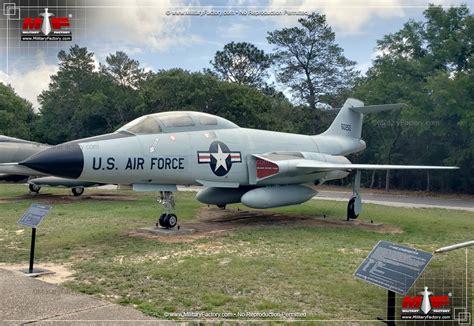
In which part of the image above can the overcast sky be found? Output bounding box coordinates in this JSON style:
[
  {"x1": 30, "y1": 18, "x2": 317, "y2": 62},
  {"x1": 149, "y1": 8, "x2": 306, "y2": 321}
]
[{"x1": 0, "y1": 0, "x2": 468, "y2": 108}]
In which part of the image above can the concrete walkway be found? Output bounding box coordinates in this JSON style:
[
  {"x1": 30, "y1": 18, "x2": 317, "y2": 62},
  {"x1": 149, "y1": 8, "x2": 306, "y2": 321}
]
[
  {"x1": 315, "y1": 189, "x2": 474, "y2": 212},
  {"x1": 0, "y1": 268, "x2": 163, "y2": 325}
]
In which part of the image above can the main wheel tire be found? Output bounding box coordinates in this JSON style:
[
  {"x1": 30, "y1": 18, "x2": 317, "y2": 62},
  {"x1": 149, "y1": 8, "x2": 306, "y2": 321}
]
[
  {"x1": 72, "y1": 187, "x2": 84, "y2": 196},
  {"x1": 217, "y1": 204, "x2": 226, "y2": 209},
  {"x1": 347, "y1": 197, "x2": 358, "y2": 220},
  {"x1": 166, "y1": 214, "x2": 177, "y2": 229},
  {"x1": 158, "y1": 213, "x2": 167, "y2": 227},
  {"x1": 29, "y1": 184, "x2": 41, "y2": 194}
]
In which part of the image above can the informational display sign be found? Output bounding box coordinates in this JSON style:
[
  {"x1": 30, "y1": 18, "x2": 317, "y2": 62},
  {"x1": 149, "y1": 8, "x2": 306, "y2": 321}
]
[
  {"x1": 354, "y1": 240, "x2": 433, "y2": 295},
  {"x1": 17, "y1": 204, "x2": 52, "y2": 228}
]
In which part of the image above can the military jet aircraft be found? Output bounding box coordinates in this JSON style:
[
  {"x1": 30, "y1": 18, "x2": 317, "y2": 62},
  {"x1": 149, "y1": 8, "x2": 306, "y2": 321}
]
[
  {"x1": 0, "y1": 135, "x2": 101, "y2": 196},
  {"x1": 15, "y1": 98, "x2": 458, "y2": 228}
]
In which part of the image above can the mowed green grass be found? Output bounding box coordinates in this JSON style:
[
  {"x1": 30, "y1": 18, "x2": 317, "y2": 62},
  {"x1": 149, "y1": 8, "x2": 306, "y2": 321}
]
[{"x1": 0, "y1": 184, "x2": 472, "y2": 321}]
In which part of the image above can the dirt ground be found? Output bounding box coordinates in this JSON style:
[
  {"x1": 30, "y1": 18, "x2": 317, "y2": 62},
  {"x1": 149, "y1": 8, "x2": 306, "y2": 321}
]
[{"x1": 128, "y1": 207, "x2": 403, "y2": 243}]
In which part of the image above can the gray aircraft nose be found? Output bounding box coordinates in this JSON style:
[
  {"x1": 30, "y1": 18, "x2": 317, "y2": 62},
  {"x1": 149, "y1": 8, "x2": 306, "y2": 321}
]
[{"x1": 19, "y1": 143, "x2": 84, "y2": 179}]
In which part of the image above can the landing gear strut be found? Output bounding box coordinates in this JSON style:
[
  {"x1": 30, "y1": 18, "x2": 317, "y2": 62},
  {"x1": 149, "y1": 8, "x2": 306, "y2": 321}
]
[
  {"x1": 347, "y1": 170, "x2": 362, "y2": 221},
  {"x1": 157, "y1": 191, "x2": 177, "y2": 229}
]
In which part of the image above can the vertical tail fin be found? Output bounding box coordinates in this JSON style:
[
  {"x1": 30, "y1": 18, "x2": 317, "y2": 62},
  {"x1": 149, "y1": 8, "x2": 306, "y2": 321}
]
[
  {"x1": 322, "y1": 98, "x2": 407, "y2": 139},
  {"x1": 323, "y1": 98, "x2": 365, "y2": 139}
]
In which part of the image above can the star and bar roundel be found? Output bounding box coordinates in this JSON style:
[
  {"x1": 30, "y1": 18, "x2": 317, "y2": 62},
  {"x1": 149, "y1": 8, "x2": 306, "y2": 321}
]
[{"x1": 197, "y1": 141, "x2": 242, "y2": 176}]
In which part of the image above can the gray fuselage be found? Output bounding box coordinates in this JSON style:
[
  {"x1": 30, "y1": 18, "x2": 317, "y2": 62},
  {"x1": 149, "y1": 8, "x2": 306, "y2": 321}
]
[{"x1": 77, "y1": 127, "x2": 363, "y2": 186}]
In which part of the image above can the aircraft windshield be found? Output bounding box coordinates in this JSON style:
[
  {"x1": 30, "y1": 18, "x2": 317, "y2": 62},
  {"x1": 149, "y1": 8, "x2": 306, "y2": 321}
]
[
  {"x1": 198, "y1": 114, "x2": 218, "y2": 125},
  {"x1": 157, "y1": 112, "x2": 195, "y2": 127},
  {"x1": 117, "y1": 111, "x2": 239, "y2": 134},
  {"x1": 122, "y1": 116, "x2": 162, "y2": 134}
]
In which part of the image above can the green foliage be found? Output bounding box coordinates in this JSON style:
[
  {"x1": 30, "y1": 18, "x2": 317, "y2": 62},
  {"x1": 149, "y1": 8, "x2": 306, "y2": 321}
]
[
  {"x1": 137, "y1": 69, "x2": 220, "y2": 115},
  {"x1": 37, "y1": 45, "x2": 102, "y2": 143},
  {"x1": 137, "y1": 69, "x2": 309, "y2": 133},
  {"x1": 0, "y1": 83, "x2": 35, "y2": 139},
  {"x1": 35, "y1": 49, "x2": 313, "y2": 144},
  {"x1": 267, "y1": 13, "x2": 358, "y2": 110},
  {"x1": 36, "y1": 46, "x2": 145, "y2": 143},
  {"x1": 354, "y1": 5, "x2": 473, "y2": 193},
  {"x1": 101, "y1": 51, "x2": 150, "y2": 88},
  {"x1": 209, "y1": 42, "x2": 273, "y2": 88}
]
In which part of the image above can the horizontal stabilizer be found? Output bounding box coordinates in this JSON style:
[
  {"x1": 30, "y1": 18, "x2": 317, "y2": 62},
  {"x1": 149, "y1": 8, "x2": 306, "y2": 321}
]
[
  {"x1": 350, "y1": 103, "x2": 407, "y2": 114},
  {"x1": 322, "y1": 98, "x2": 408, "y2": 141}
]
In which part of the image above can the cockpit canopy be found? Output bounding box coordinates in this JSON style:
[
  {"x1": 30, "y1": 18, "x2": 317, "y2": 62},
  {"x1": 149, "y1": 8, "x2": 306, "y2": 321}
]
[{"x1": 116, "y1": 111, "x2": 239, "y2": 135}]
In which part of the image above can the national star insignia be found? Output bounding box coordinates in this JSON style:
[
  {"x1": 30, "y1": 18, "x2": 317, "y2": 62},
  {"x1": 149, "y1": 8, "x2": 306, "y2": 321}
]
[{"x1": 211, "y1": 144, "x2": 230, "y2": 171}]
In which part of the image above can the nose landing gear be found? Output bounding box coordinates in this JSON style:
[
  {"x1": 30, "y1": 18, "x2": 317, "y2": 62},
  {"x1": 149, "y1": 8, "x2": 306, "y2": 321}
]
[{"x1": 157, "y1": 191, "x2": 177, "y2": 229}]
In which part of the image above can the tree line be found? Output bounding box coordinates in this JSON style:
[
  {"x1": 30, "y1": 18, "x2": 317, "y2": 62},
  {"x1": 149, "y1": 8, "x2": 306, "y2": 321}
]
[{"x1": 1, "y1": 5, "x2": 472, "y2": 193}]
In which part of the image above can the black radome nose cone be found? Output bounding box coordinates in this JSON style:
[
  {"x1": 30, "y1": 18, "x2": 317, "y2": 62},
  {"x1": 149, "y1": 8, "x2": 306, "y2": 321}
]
[{"x1": 20, "y1": 143, "x2": 84, "y2": 179}]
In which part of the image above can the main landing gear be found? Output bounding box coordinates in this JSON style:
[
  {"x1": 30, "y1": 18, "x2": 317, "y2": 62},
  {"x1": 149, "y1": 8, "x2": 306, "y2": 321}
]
[
  {"x1": 347, "y1": 170, "x2": 362, "y2": 221},
  {"x1": 157, "y1": 191, "x2": 178, "y2": 229},
  {"x1": 29, "y1": 183, "x2": 41, "y2": 194},
  {"x1": 28, "y1": 184, "x2": 85, "y2": 196},
  {"x1": 71, "y1": 187, "x2": 84, "y2": 196}
]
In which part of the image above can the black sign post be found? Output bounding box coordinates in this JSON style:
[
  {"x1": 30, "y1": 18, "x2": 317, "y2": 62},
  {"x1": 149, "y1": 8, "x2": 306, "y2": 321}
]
[
  {"x1": 354, "y1": 241, "x2": 433, "y2": 325},
  {"x1": 386, "y1": 290, "x2": 396, "y2": 326},
  {"x1": 28, "y1": 227, "x2": 37, "y2": 273},
  {"x1": 17, "y1": 204, "x2": 52, "y2": 275}
]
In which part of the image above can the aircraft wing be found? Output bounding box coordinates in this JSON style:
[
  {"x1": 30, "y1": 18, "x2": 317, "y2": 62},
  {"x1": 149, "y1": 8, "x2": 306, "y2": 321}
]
[
  {"x1": 296, "y1": 162, "x2": 459, "y2": 171},
  {"x1": 250, "y1": 153, "x2": 458, "y2": 184}
]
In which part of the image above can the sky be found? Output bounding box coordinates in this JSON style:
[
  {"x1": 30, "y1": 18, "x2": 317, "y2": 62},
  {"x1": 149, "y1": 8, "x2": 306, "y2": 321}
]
[{"x1": 0, "y1": 0, "x2": 469, "y2": 109}]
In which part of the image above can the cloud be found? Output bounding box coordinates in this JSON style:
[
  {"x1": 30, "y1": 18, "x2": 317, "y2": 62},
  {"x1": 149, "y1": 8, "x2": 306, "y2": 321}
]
[
  {"x1": 355, "y1": 61, "x2": 372, "y2": 75},
  {"x1": 218, "y1": 23, "x2": 251, "y2": 40},
  {"x1": 92, "y1": 54, "x2": 100, "y2": 72},
  {"x1": 268, "y1": 0, "x2": 405, "y2": 34},
  {"x1": 0, "y1": 62, "x2": 58, "y2": 111},
  {"x1": 90, "y1": 0, "x2": 198, "y2": 51}
]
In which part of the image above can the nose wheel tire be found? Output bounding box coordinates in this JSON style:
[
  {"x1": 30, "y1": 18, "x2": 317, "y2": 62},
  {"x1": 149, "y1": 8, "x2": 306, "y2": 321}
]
[
  {"x1": 158, "y1": 213, "x2": 166, "y2": 227},
  {"x1": 72, "y1": 187, "x2": 84, "y2": 196},
  {"x1": 156, "y1": 191, "x2": 178, "y2": 229},
  {"x1": 166, "y1": 214, "x2": 178, "y2": 228},
  {"x1": 158, "y1": 213, "x2": 178, "y2": 229},
  {"x1": 28, "y1": 184, "x2": 41, "y2": 194}
]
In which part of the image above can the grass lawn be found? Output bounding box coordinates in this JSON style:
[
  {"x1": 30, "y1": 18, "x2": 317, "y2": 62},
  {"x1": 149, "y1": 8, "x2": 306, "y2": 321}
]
[{"x1": 0, "y1": 184, "x2": 472, "y2": 321}]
